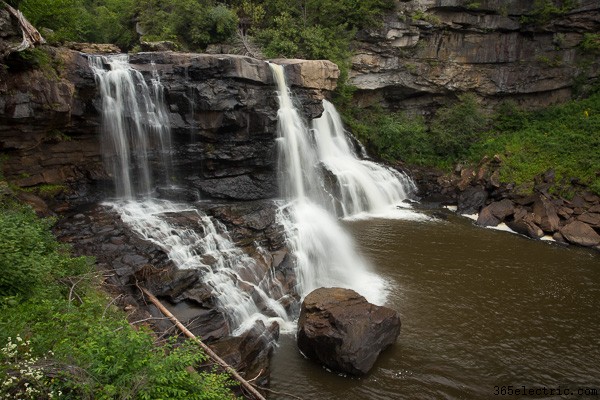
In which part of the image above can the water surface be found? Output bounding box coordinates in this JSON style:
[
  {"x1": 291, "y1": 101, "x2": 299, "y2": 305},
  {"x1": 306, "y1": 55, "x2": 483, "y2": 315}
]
[{"x1": 270, "y1": 213, "x2": 600, "y2": 399}]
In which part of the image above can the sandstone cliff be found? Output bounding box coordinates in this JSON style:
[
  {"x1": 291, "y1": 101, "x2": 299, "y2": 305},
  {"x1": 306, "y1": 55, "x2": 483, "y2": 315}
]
[
  {"x1": 0, "y1": 44, "x2": 338, "y2": 201},
  {"x1": 350, "y1": 0, "x2": 600, "y2": 112}
]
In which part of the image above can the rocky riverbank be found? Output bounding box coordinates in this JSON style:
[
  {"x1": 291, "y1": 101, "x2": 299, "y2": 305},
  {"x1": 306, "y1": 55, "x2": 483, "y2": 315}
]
[{"x1": 411, "y1": 157, "x2": 600, "y2": 251}]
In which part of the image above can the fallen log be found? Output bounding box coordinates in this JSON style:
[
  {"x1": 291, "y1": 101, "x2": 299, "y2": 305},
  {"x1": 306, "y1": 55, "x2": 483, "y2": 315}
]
[{"x1": 139, "y1": 286, "x2": 267, "y2": 400}]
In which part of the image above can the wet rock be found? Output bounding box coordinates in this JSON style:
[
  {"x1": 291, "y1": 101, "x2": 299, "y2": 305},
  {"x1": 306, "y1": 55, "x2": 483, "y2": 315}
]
[
  {"x1": 532, "y1": 195, "x2": 560, "y2": 233},
  {"x1": 477, "y1": 199, "x2": 514, "y2": 227},
  {"x1": 506, "y1": 214, "x2": 544, "y2": 239},
  {"x1": 560, "y1": 221, "x2": 600, "y2": 248},
  {"x1": 476, "y1": 206, "x2": 500, "y2": 227},
  {"x1": 297, "y1": 287, "x2": 400, "y2": 376},
  {"x1": 209, "y1": 320, "x2": 280, "y2": 388},
  {"x1": 457, "y1": 186, "x2": 488, "y2": 215}
]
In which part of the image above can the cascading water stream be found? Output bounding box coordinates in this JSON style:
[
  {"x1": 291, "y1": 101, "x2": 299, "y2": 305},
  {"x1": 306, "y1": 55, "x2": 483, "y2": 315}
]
[
  {"x1": 270, "y1": 63, "x2": 392, "y2": 305},
  {"x1": 90, "y1": 55, "x2": 292, "y2": 334},
  {"x1": 312, "y1": 100, "x2": 418, "y2": 217},
  {"x1": 113, "y1": 200, "x2": 291, "y2": 334},
  {"x1": 89, "y1": 55, "x2": 172, "y2": 198}
]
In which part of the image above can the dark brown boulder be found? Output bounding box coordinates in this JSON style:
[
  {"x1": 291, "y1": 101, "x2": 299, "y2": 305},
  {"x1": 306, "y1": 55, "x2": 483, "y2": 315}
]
[
  {"x1": 458, "y1": 186, "x2": 488, "y2": 214},
  {"x1": 297, "y1": 287, "x2": 400, "y2": 376},
  {"x1": 577, "y1": 212, "x2": 600, "y2": 228},
  {"x1": 207, "y1": 320, "x2": 280, "y2": 389},
  {"x1": 506, "y1": 213, "x2": 544, "y2": 239},
  {"x1": 560, "y1": 221, "x2": 600, "y2": 248},
  {"x1": 532, "y1": 195, "x2": 560, "y2": 233},
  {"x1": 476, "y1": 199, "x2": 514, "y2": 227}
]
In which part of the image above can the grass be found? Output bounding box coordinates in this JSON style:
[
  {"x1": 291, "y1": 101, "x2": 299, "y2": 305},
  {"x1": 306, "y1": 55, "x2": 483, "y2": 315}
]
[
  {"x1": 469, "y1": 93, "x2": 600, "y2": 194},
  {"x1": 339, "y1": 91, "x2": 600, "y2": 195}
]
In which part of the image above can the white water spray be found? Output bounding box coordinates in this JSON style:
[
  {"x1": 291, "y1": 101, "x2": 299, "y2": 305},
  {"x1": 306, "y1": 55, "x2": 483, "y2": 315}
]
[
  {"x1": 89, "y1": 55, "x2": 172, "y2": 198},
  {"x1": 92, "y1": 56, "x2": 293, "y2": 334},
  {"x1": 313, "y1": 100, "x2": 417, "y2": 217},
  {"x1": 112, "y1": 199, "x2": 291, "y2": 334},
  {"x1": 270, "y1": 63, "x2": 391, "y2": 305}
]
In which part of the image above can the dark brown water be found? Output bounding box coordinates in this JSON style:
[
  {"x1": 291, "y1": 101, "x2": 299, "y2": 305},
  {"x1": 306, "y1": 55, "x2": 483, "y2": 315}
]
[{"x1": 270, "y1": 212, "x2": 600, "y2": 399}]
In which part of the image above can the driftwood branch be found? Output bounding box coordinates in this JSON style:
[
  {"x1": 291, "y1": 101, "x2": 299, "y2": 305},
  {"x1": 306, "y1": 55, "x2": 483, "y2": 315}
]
[
  {"x1": 4, "y1": 2, "x2": 45, "y2": 52},
  {"x1": 139, "y1": 286, "x2": 267, "y2": 400}
]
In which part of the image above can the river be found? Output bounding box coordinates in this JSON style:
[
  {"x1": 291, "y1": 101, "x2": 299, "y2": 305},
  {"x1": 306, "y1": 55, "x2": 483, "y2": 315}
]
[{"x1": 270, "y1": 211, "x2": 600, "y2": 399}]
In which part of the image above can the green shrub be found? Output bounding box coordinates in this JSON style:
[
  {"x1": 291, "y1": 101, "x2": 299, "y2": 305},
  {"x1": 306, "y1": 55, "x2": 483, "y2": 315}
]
[
  {"x1": 469, "y1": 92, "x2": 600, "y2": 193},
  {"x1": 0, "y1": 207, "x2": 88, "y2": 297},
  {"x1": 579, "y1": 33, "x2": 600, "y2": 53},
  {"x1": 340, "y1": 105, "x2": 438, "y2": 166},
  {"x1": 0, "y1": 201, "x2": 237, "y2": 399},
  {"x1": 138, "y1": 0, "x2": 238, "y2": 51},
  {"x1": 429, "y1": 93, "x2": 489, "y2": 160}
]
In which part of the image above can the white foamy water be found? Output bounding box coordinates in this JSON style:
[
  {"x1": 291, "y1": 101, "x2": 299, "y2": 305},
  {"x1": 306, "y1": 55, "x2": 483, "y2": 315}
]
[
  {"x1": 270, "y1": 63, "x2": 413, "y2": 305},
  {"x1": 313, "y1": 100, "x2": 417, "y2": 217},
  {"x1": 111, "y1": 199, "x2": 292, "y2": 334},
  {"x1": 89, "y1": 55, "x2": 172, "y2": 199}
]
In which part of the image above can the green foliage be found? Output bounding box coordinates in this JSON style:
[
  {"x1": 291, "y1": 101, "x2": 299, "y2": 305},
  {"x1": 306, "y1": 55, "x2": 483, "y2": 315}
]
[
  {"x1": 520, "y1": 0, "x2": 577, "y2": 25},
  {"x1": 248, "y1": 0, "x2": 392, "y2": 85},
  {"x1": 5, "y1": 47, "x2": 52, "y2": 72},
  {"x1": 0, "y1": 335, "x2": 62, "y2": 399},
  {"x1": 138, "y1": 0, "x2": 238, "y2": 50},
  {"x1": 19, "y1": 0, "x2": 137, "y2": 48},
  {"x1": 0, "y1": 201, "x2": 237, "y2": 399},
  {"x1": 341, "y1": 105, "x2": 437, "y2": 166},
  {"x1": 0, "y1": 207, "x2": 88, "y2": 297},
  {"x1": 469, "y1": 92, "x2": 600, "y2": 194},
  {"x1": 341, "y1": 91, "x2": 600, "y2": 195},
  {"x1": 430, "y1": 93, "x2": 489, "y2": 160},
  {"x1": 579, "y1": 33, "x2": 600, "y2": 52}
]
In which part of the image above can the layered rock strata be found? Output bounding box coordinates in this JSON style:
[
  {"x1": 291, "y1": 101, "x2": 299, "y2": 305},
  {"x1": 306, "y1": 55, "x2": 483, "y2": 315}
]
[
  {"x1": 1, "y1": 47, "x2": 339, "y2": 202},
  {"x1": 351, "y1": 0, "x2": 600, "y2": 112}
]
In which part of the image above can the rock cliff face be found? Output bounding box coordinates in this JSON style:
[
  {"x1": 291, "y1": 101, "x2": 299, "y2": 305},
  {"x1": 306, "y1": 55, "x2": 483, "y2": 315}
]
[
  {"x1": 350, "y1": 0, "x2": 600, "y2": 112},
  {"x1": 0, "y1": 46, "x2": 338, "y2": 202}
]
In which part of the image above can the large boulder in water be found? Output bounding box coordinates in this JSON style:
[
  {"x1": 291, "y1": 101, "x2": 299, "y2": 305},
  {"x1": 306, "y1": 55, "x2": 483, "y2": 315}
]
[{"x1": 297, "y1": 287, "x2": 400, "y2": 376}]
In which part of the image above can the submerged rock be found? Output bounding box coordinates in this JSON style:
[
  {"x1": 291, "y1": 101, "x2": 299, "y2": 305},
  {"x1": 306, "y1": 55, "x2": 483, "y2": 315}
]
[{"x1": 297, "y1": 287, "x2": 400, "y2": 376}]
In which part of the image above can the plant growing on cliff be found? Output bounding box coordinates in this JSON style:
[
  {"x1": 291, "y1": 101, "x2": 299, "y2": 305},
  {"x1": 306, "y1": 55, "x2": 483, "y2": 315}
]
[
  {"x1": 520, "y1": 0, "x2": 577, "y2": 25},
  {"x1": 579, "y1": 33, "x2": 600, "y2": 53}
]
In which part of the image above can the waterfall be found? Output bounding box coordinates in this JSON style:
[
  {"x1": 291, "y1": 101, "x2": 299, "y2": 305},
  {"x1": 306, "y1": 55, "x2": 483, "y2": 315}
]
[
  {"x1": 89, "y1": 55, "x2": 172, "y2": 199},
  {"x1": 313, "y1": 100, "x2": 417, "y2": 217},
  {"x1": 270, "y1": 63, "x2": 390, "y2": 305},
  {"x1": 113, "y1": 200, "x2": 291, "y2": 334},
  {"x1": 91, "y1": 56, "x2": 292, "y2": 334}
]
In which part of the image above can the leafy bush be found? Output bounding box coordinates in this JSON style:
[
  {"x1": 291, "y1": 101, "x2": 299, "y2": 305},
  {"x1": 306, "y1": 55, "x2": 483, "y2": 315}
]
[
  {"x1": 0, "y1": 201, "x2": 237, "y2": 399},
  {"x1": 469, "y1": 92, "x2": 600, "y2": 193},
  {"x1": 429, "y1": 93, "x2": 489, "y2": 160},
  {"x1": 341, "y1": 105, "x2": 438, "y2": 166},
  {"x1": 0, "y1": 207, "x2": 88, "y2": 297},
  {"x1": 138, "y1": 0, "x2": 238, "y2": 50},
  {"x1": 19, "y1": 0, "x2": 137, "y2": 48}
]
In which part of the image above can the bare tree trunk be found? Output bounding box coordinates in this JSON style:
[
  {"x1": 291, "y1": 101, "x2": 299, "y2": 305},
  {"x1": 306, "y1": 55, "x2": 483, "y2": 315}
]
[
  {"x1": 139, "y1": 286, "x2": 268, "y2": 400},
  {"x1": 3, "y1": 2, "x2": 45, "y2": 52}
]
